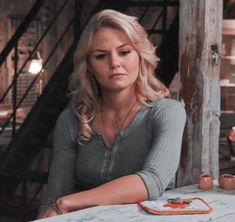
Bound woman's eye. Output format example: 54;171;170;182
119;51;131;56
95;54;107;60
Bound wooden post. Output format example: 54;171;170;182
178;0;223;186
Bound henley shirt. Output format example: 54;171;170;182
39;98;186;212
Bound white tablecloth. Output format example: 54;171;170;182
33;184;235;222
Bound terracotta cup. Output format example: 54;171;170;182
199;173;213;190
219;174;235;190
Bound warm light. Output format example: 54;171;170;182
28;51;43;74
28;59;43;74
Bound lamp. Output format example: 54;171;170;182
28;51;43;74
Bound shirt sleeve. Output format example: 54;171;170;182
136;99;186;200
39;107;78;212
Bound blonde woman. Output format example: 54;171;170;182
37;9;186;219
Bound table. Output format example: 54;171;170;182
34;184;235;222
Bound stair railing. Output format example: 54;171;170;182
0;0;46;66
0;1;75;138
0;0;80;142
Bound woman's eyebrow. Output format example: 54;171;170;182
117;43;130;49
91;43;131;53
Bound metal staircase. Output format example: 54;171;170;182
0;0;179;220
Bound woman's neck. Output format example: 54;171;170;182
100;88;137;114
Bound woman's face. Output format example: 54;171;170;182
88;27;140;93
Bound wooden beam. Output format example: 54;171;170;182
128;1;179;7
178;0;223;186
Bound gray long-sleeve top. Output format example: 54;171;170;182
39;98;186;212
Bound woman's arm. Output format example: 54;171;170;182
57;174;148;213
37;174;148;218
37;108;78;218
137;99;186;199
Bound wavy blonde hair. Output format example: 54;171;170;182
70;9;169;142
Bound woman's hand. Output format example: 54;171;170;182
36;199;69;219
37;206;58;219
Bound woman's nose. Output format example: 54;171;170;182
109;54;120;68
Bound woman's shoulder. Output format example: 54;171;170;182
147;98;186;118
56;105;78;127
148;98;185;110
145;98;186;129
54;105;79;141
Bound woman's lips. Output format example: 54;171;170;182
110;73;126;78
